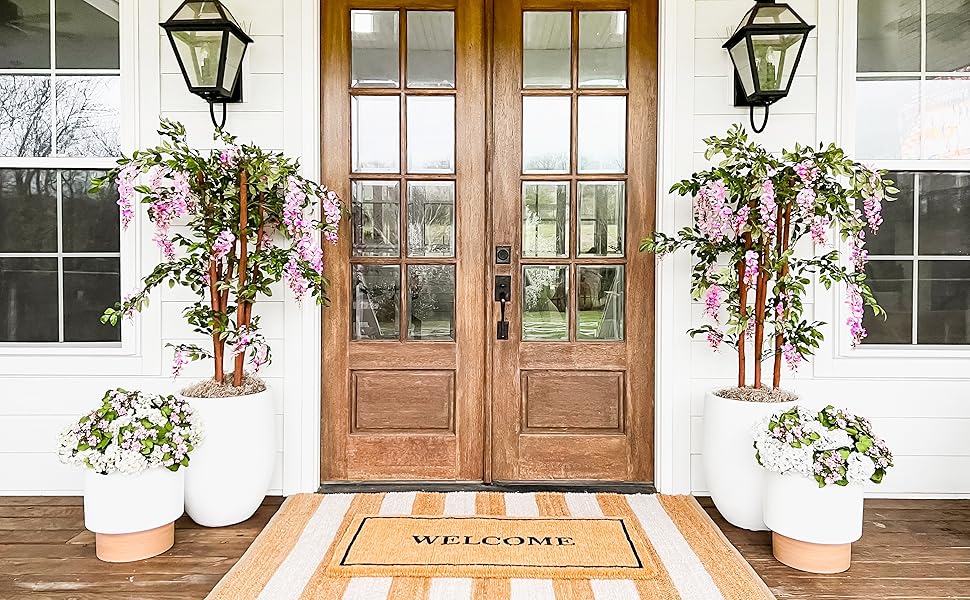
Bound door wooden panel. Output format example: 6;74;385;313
321;0;487;481
489;0;656;482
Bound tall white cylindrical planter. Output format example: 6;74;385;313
84;468;184;562
702;391;797;531
182;388;275;527
764;471;864;573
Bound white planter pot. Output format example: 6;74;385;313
702;390;797;531
84;467;185;534
182;388;275;527
763;471;864;545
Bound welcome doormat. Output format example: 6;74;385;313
206;492;776;600
326;515;655;579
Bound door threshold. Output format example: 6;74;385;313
318;481;656;494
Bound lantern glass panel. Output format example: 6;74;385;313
750;33;803;93
728;40;756;96
171;1;223;21
221;33;246;92
171;29;225;89
750;6;802;25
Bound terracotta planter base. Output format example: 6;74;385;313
772;532;851;573
95;522;175;563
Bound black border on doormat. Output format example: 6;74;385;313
318;481;657;494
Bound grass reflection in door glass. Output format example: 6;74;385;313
522;266;568;341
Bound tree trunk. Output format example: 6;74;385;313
208;260;224;383
752;257;769;389
233;170;249;387
772;204;792;388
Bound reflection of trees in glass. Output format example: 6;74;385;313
524;267;566;312
353;267;399;339
0;168;56;252
408;265;454;339
408;184;454;256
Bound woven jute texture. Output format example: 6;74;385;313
205;492;777;600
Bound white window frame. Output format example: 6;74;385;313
0;1;163;375
814;0;970;379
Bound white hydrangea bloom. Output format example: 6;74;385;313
847;453;876;483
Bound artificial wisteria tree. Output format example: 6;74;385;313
95;120;341;391
642;125;893;391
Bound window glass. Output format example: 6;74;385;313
523;12;571;89
857;0;920;72
55;0;120;69
925;0;970;72
867;172;914;256
351;10;399;88
917;261;970;344
0;0;51;69
918;173;970;256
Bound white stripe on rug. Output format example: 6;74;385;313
565;492;605;518
504;493;539;517
255;494;355;600
626;495;725;600
428;578;472;600
444;491;476;516
379;491;417;515
341;577;393;600
590;579;641;600
511;578;555;600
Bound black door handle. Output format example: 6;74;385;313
495;275;511;340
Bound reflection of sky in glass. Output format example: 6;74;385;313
407;96;455;173
352;95;400;173
523;96;570;173
578;96;626;173
856;78;920;160
923;78;970;160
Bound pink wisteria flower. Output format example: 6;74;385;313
283;257;309;301
743;250;760;285
732;205;750;235
116;164;138;228
759;179;777;234
706;329;724;351
795;161;819;184
849;232;868;272
694;179;733;241
782;342;802;370
171;348;190;378
810;215;830;245
703;284;724;320
795;187;816;216
212;230;236;261
845;284;868;347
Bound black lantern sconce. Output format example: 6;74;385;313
723;0;814;133
161;1;254;129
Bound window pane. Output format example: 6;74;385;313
522;96;570;173
750;33;804;92
56;0;120;69
917;260;970;344
923;78;970;160
578;96;626;173
0;169;57;252
56;76;121;157
863;260;913;344
407;181;455;257
523;12;571;89
578;266;624;340
0;258;58;342
407;11;455;88
522;265;568;341
579;11;627;88
352;264;400;340
0;0;50;68
62;170;119;253
407;96;454;173
855;78;920;160
407;264;455;341
0;75;52;158
868;171;914;256
352;10;399;88
522;182;568;258
926;0;970;72
352;95;400;173
352;181;399;257
919;173;970;256
578;181;625;256
857;0;921;72
63;257;120;342
170;30;223;88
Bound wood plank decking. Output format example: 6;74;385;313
0;495;967;599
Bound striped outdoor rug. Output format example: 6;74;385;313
205;492;775;600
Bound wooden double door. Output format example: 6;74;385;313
322;0;656;483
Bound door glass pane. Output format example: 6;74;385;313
407;181;455;257
918;173;970;256
862;260;913;344
352;264;400;340
926;0;970;72
352;180;400;257
0;169;57;252
407;96;455;173
855;78;920;160
407;11;455;88
578;266;624;340
578;181;625;256
352;95;400;173
522;182;568;258
522;96;570;174
0;0;50;68
578;96;626;173
407;265;456;341
523;11;571;89
867;171;913;256
64;257;120;342
56;0;120;69
352;10;399;88
579;11;627;88
857;0;921;72
917;261;970;344
0;76;52;158
923;78;970;160
0;257;58;342
522;265;568;341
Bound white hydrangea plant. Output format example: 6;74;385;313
58;389;204;475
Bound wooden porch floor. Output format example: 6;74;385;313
1;495;967;599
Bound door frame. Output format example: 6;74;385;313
302;0;689;494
